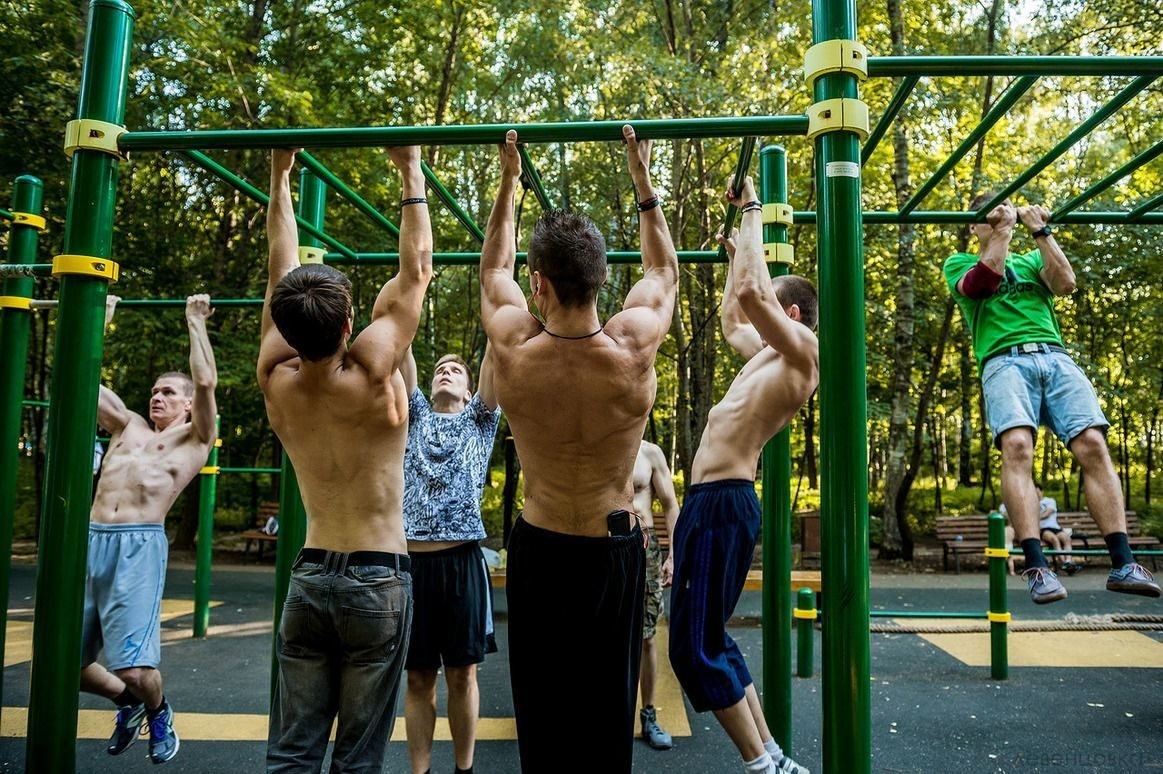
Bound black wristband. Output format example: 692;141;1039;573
401;197;428;207
741;201;763;214
636;196;660;213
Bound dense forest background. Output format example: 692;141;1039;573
3;0;1161;560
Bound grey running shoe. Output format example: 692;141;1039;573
106;703;146;755
774;753;811;774
1021;567;1067;604
640;706;673;750
147;702;180;764
1106;563;1161;597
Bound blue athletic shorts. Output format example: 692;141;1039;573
981;349;1108;448
81;523;168;671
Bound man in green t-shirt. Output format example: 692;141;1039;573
944;191;1159;604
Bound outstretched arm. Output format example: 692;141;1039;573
258;149;302;387
186;294;218;444
401;345;419;396
351;146;434;379
97;295;133;434
478;341;498;411
480;131;536;346
1019;204;1076;296
717;229;764;359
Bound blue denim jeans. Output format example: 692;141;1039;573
982;349;1109;447
266;551;412;773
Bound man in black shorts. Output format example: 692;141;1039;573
400;346;500;774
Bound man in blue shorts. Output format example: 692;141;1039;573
669;177;816;774
944;193;1159;603
400;346;500;774
80;294;218;764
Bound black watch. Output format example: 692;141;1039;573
1030;225;1054;240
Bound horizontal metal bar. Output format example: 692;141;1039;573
517;145;553;210
868;56;1163;77
297;152;400;238
420;162;486;244
1052;139;1163;219
325;250;725;265
31;298;264;309
1129;191;1163;219
0;208;13;220
0;263;53;278
792;210;1163;225
120;116;811;152
22;399;50;408
218;467;282;474
861;76;919;165
869;611;988;619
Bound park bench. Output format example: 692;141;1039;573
240;501;280;559
936;510;1158;573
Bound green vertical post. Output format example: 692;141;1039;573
193;419;220;637
759;144;795;753
0;175;45;718
988;513;1009;679
795;587;816;678
268;168;322;698
811;0;871;769
26;1;134;770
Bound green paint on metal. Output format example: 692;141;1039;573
861;76;919;165
193;417;220;638
219;466;282;474
1051;139;1163;220
867;56;1163;77
1129;191;1163;220
297;168;327;252
988;514;1009;680
420;161;486;244
796;588;816;678
0;263;53;277
22;399;51;407
324;250;725;265
793;210;1163;225
869;610;988;619
298;151;400;239
0;207;13;221
716;137;758;262
517;145;553;211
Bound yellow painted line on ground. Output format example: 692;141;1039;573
914;625;1163;668
639;622;691;737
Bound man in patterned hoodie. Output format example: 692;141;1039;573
400;345;500;774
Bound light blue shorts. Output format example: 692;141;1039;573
981;349;1109;448
81;523;168;671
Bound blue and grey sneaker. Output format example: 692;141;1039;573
640;706;673;750
1106;563;1161;598
106;703;147;755
147;702;180;764
1021;567;1067;604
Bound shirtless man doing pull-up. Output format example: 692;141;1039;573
259;146;433;772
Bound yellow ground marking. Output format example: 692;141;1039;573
914;625;1163;668
639;622;692;737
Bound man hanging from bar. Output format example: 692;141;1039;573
479;125;678;773
944;194;1159;603
260;146;433;771
669;177;817;774
80;293;218;764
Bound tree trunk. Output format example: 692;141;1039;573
172;479;200;551
804;393;818;489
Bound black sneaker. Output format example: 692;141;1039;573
147;702;180;764
106;703;147;755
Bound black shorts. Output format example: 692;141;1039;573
405;541;497;671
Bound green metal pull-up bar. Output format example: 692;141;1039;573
866;55;1163;77
517;145;553;211
297;152;400;239
1052;138;1163;220
323;250;724;265
717;137;759;261
420;162;486;244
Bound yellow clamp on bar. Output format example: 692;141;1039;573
793;608;818;621
764;242;794;265
215;439;223;448
200;465;221;475
807;98;870;142
804;39;869;90
299;246;325;264
11;212;47;231
0;296;33;311
64;119;128;160
983;547;1010;558
762;203;794;227
987;611;1012;623
52;255;120;282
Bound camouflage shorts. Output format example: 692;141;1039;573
643;534;664;640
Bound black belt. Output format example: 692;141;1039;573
296;548;410;573
982;342;1067;367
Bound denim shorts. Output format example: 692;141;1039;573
981;349;1108;447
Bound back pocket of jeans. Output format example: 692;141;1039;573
339;607;403;664
279;599;316;657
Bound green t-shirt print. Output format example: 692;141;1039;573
943;249;1064;373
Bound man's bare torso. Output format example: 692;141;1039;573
91;418;212;525
495;331;656;537
632;442;659;532
692;346;819;485
264;357;410;554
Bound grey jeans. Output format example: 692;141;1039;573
266;551;413;773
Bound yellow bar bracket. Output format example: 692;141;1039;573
762;203;794;227
987;611;1012;624
214;439;223;448
0;296;33;311
983;547;1010;558
64;119;128;160
793;607;818;621
52;255;120;282
299;246;325;264
200;466;221;475
764;243;794;265
806;98;870;142
11;212;47;231
804;39;869;91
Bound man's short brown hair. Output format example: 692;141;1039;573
969;190;1000;212
155;372;193;397
773;275;819;330
270;264;353;361
435;353;474;394
527;210;607;308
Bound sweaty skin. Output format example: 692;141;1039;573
91;294;218;525
479;126;679;537
257;146;433;554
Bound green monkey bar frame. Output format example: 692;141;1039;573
14;0;1163;768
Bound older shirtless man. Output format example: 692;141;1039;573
259;146;433;771
80;293;217;765
669;178;818;774
480;126;678;772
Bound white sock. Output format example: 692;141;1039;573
764;738;784;759
744;751;776;773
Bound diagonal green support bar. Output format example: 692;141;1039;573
979;76;1156;216
861;76;919;164
298;152;400;239
1129;191;1163;220
517;145;553;211
0;207;13;220
900;76;1038;215
119;116;811;152
867;55;1163;77
420;161;486;244
716;137;758;261
1052;138;1163;219
180;150;359;261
